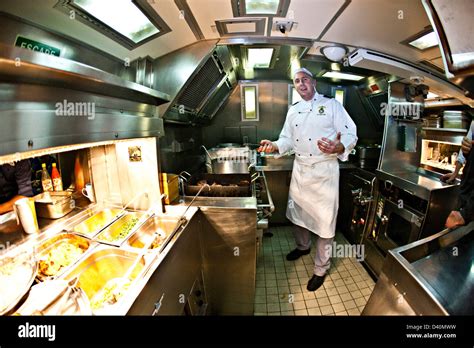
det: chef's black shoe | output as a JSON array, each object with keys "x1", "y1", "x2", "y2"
[
  {"x1": 286, "y1": 248, "x2": 310, "y2": 261},
  {"x1": 307, "y1": 274, "x2": 326, "y2": 291}
]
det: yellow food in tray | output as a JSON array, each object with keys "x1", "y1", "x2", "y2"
[
  {"x1": 38, "y1": 239, "x2": 89, "y2": 278},
  {"x1": 90, "y1": 277, "x2": 131, "y2": 310},
  {"x1": 73, "y1": 209, "x2": 122, "y2": 237}
]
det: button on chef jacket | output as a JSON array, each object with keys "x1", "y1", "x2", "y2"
[{"x1": 273, "y1": 92, "x2": 358, "y2": 238}]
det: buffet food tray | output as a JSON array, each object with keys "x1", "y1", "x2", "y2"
[
  {"x1": 126, "y1": 215, "x2": 182, "y2": 253},
  {"x1": 94, "y1": 212, "x2": 148, "y2": 246},
  {"x1": 62, "y1": 247, "x2": 146, "y2": 315},
  {"x1": 35, "y1": 232, "x2": 97, "y2": 281},
  {"x1": 72, "y1": 208, "x2": 123, "y2": 238}
]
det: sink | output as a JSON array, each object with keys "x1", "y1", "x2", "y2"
[{"x1": 126, "y1": 216, "x2": 181, "y2": 250}]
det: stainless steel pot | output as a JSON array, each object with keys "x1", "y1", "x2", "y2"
[
  {"x1": 205, "y1": 147, "x2": 256, "y2": 174},
  {"x1": 209, "y1": 159, "x2": 250, "y2": 174}
]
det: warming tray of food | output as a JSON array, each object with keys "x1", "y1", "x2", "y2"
[
  {"x1": 72, "y1": 208, "x2": 123, "y2": 238},
  {"x1": 94, "y1": 212, "x2": 148, "y2": 246},
  {"x1": 126, "y1": 216, "x2": 182, "y2": 251},
  {"x1": 0, "y1": 248, "x2": 37, "y2": 315},
  {"x1": 34, "y1": 191, "x2": 74, "y2": 219},
  {"x1": 35, "y1": 233, "x2": 96, "y2": 281},
  {"x1": 62, "y1": 248, "x2": 146, "y2": 314}
]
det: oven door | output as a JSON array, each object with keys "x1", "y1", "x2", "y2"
[{"x1": 375, "y1": 198, "x2": 424, "y2": 253}]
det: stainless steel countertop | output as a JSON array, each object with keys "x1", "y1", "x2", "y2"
[
  {"x1": 376, "y1": 168, "x2": 457, "y2": 200},
  {"x1": 173, "y1": 196, "x2": 257, "y2": 209}
]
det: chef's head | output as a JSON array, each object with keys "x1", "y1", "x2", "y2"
[{"x1": 293, "y1": 68, "x2": 316, "y2": 101}]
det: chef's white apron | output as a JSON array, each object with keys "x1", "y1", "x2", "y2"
[{"x1": 286, "y1": 156, "x2": 339, "y2": 238}]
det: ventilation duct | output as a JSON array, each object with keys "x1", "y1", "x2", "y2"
[{"x1": 348, "y1": 49, "x2": 473, "y2": 107}]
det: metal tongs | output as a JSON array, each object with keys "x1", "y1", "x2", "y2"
[{"x1": 32, "y1": 276, "x2": 79, "y2": 315}]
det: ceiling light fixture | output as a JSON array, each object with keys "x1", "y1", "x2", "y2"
[
  {"x1": 408, "y1": 31, "x2": 438, "y2": 50},
  {"x1": 322, "y1": 71, "x2": 364, "y2": 81},
  {"x1": 321, "y1": 45, "x2": 348, "y2": 62}
]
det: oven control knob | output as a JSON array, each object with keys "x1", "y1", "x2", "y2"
[{"x1": 381, "y1": 215, "x2": 389, "y2": 224}]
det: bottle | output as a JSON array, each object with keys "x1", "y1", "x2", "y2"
[
  {"x1": 41, "y1": 163, "x2": 53, "y2": 192},
  {"x1": 51, "y1": 163, "x2": 63, "y2": 191}
]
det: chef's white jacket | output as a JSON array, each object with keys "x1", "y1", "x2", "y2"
[{"x1": 273, "y1": 92, "x2": 358, "y2": 238}]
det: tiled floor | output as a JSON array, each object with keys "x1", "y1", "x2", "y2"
[{"x1": 254, "y1": 225, "x2": 375, "y2": 316}]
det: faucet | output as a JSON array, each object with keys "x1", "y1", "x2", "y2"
[
  {"x1": 201, "y1": 145, "x2": 214, "y2": 173},
  {"x1": 160, "y1": 193, "x2": 167, "y2": 214},
  {"x1": 201, "y1": 145, "x2": 212, "y2": 160}
]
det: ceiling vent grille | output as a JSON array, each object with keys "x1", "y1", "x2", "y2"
[{"x1": 176, "y1": 57, "x2": 225, "y2": 111}]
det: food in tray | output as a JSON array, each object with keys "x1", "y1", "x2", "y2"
[
  {"x1": 38, "y1": 239, "x2": 89, "y2": 278},
  {"x1": 97, "y1": 216, "x2": 140, "y2": 243},
  {"x1": 131, "y1": 231, "x2": 167, "y2": 249},
  {"x1": 90, "y1": 277, "x2": 131, "y2": 310},
  {"x1": 73, "y1": 209, "x2": 121, "y2": 236},
  {"x1": 0, "y1": 253, "x2": 35, "y2": 314}
]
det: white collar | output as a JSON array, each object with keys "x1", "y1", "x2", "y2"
[{"x1": 298, "y1": 92, "x2": 320, "y2": 112}]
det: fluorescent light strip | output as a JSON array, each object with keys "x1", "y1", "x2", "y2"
[
  {"x1": 409, "y1": 31, "x2": 438, "y2": 50},
  {"x1": 247, "y1": 48, "x2": 274, "y2": 68},
  {"x1": 73, "y1": 0, "x2": 159, "y2": 43},
  {"x1": 322, "y1": 71, "x2": 364, "y2": 81}
]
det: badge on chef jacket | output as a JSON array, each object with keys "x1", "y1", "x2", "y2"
[{"x1": 317, "y1": 106, "x2": 326, "y2": 115}]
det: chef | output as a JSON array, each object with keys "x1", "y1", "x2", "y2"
[{"x1": 258, "y1": 68, "x2": 357, "y2": 291}]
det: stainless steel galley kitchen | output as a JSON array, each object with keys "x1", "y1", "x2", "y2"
[{"x1": 0, "y1": 0, "x2": 472, "y2": 318}]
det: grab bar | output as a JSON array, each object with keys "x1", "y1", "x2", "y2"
[{"x1": 257, "y1": 171, "x2": 275, "y2": 214}]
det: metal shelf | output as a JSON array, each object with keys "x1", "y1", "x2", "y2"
[
  {"x1": 0, "y1": 44, "x2": 170, "y2": 106},
  {"x1": 422, "y1": 127, "x2": 468, "y2": 133}
]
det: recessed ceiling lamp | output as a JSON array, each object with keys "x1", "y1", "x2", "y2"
[{"x1": 321, "y1": 45, "x2": 348, "y2": 62}]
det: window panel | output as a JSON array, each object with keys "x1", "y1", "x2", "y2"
[{"x1": 241, "y1": 84, "x2": 259, "y2": 121}]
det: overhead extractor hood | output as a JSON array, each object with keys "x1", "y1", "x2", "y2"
[
  {"x1": 348, "y1": 49, "x2": 473, "y2": 108},
  {"x1": 154, "y1": 41, "x2": 236, "y2": 124}
]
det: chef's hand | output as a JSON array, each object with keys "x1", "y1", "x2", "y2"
[
  {"x1": 440, "y1": 172, "x2": 457, "y2": 184},
  {"x1": 317, "y1": 132, "x2": 344, "y2": 155},
  {"x1": 258, "y1": 140, "x2": 278, "y2": 153},
  {"x1": 445, "y1": 210, "x2": 465, "y2": 229},
  {"x1": 461, "y1": 136, "x2": 472, "y2": 156}
]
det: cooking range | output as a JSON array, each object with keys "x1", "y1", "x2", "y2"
[{"x1": 363, "y1": 170, "x2": 459, "y2": 276}]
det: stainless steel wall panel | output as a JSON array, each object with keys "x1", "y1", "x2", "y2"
[{"x1": 199, "y1": 207, "x2": 257, "y2": 315}]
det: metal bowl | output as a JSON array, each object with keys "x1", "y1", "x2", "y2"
[{"x1": 0, "y1": 248, "x2": 37, "y2": 315}]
